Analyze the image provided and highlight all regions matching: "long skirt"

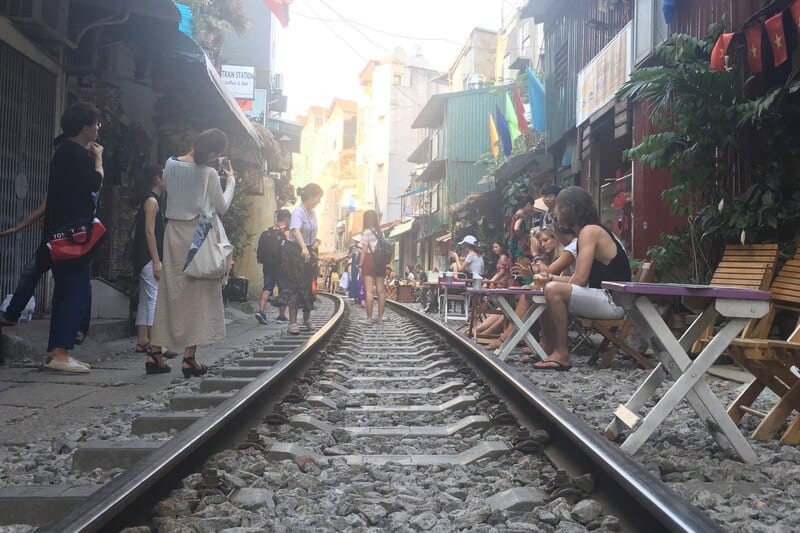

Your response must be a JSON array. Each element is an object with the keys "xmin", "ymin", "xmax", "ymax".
[
  {"xmin": 281, "ymin": 241, "xmax": 316, "ymax": 312},
  {"xmin": 151, "ymin": 218, "xmax": 225, "ymax": 348}
]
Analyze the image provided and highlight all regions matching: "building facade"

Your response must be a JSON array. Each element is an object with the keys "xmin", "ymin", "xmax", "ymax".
[{"xmin": 356, "ymin": 50, "xmax": 447, "ymax": 222}]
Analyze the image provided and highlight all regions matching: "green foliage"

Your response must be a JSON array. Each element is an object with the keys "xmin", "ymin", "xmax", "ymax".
[
  {"xmin": 220, "ymin": 183, "xmax": 253, "ymax": 262},
  {"xmin": 181, "ymin": 0, "xmax": 248, "ymax": 62},
  {"xmin": 619, "ymin": 22, "xmax": 800, "ymax": 279}
]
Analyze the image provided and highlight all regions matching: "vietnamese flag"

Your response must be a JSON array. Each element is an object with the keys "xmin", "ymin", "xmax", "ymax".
[
  {"xmin": 745, "ymin": 26, "xmax": 763, "ymax": 73},
  {"xmin": 512, "ymin": 86, "xmax": 529, "ymax": 133},
  {"xmin": 710, "ymin": 33, "xmax": 734, "ymax": 71},
  {"xmin": 236, "ymin": 98, "xmax": 253, "ymax": 112},
  {"xmin": 765, "ymin": 12, "xmax": 787, "ymax": 67},
  {"xmin": 262, "ymin": 0, "xmax": 291, "ymax": 28}
]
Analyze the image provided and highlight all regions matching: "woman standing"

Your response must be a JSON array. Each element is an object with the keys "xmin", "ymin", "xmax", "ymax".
[
  {"xmin": 283, "ymin": 184, "xmax": 323, "ymax": 335},
  {"xmin": 359, "ymin": 210, "xmax": 388, "ymax": 322},
  {"xmin": 130, "ymin": 165, "xmax": 169, "ymax": 373},
  {"xmin": 42, "ymin": 103, "xmax": 104, "ymax": 373},
  {"xmin": 149, "ymin": 129, "xmax": 236, "ymax": 378}
]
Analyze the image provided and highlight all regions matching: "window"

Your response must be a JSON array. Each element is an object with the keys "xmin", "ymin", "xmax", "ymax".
[
  {"xmin": 377, "ymin": 163, "xmax": 385, "ymax": 174},
  {"xmin": 430, "ymin": 184, "xmax": 440, "ymax": 213},
  {"xmin": 634, "ymin": 0, "xmax": 668, "ymax": 65},
  {"xmin": 392, "ymin": 73, "xmax": 403, "ymax": 86}
]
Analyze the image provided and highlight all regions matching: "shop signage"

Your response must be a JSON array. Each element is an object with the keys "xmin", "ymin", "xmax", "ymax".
[
  {"xmin": 576, "ymin": 22, "xmax": 632, "ymax": 124},
  {"xmin": 221, "ymin": 64, "xmax": 255, "ymax": 100}
]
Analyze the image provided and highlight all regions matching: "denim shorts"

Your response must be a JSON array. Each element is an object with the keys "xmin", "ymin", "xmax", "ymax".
[{"xmin": 263, "ymin": 270, "xmax": 284, "ymax": 294}]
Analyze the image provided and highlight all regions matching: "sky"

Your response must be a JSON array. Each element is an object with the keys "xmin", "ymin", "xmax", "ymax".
[{"xmin": 276, "ymin": 0, "xmax": 523, "ymax": 118}]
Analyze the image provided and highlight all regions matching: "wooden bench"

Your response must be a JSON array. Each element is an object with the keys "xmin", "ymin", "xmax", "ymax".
[
  {"xmin": 575, "ymin": 262, "xmax": 655, "ymax": 369},
  {"xmin": 726, "ymin": 258, "xmax": 800, "ymax": 444}
]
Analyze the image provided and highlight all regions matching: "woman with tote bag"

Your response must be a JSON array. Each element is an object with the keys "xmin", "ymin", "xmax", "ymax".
[{"xmin": 149, "ymin": 129, "xmax": 236, "ymax": 378}]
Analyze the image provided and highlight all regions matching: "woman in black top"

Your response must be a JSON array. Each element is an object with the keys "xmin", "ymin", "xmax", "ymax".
[
  {"xmin": 534, "ymin": 186, "xmax": 631, "ymax": 371},
  {"xmin": 42, "ymin": 103, "xmax": 104, "ymax": 374},
  {"xmin": 131, "ymin": 165, "xmax": 169, "ymax": 373}
]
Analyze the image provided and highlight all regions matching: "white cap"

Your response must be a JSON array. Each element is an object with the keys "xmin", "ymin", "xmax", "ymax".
[{"xmin": 458, "ymin": 235, "xmax": 477, "ymax": 246}]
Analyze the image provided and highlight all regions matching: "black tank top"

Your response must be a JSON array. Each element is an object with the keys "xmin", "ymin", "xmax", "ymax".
[
  {"xmin": 576, "ymin": 225, "xmax": 631, "ymax": 289},
  {"xmin": 133, "ymin": 193, "xmax": 166, "ymax": 273}
]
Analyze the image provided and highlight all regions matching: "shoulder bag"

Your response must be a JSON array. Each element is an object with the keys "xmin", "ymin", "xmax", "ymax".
[{"xmin": 182, "ymin": 168, "xmax": 234, "ymax": 280}]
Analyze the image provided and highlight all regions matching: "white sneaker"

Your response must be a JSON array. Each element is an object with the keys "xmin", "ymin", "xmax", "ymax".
[
  {"xmin": 42, "ymin": 358, "xmax": 90, "ymax": 373},
  {"xmin": 69, "ymin": 357, "xmax": 91, "ymax": 369}
]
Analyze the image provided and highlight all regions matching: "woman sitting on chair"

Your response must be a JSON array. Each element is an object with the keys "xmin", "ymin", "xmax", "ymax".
[{"xmin": 533, "ymin": 186, "xmax": 631, "ymax": 371}]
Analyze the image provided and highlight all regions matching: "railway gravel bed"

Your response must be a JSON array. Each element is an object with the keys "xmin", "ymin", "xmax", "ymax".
[
  {"xmin": 498, "ymin": 339, "xmax": 800, "ymax": 532},
  {"xmin": 0, "ymin": 300, "xmax": 333, "ymax": 492},
  {"xmin": 145, "ymin": 308, "xmax": 675, "ymax": 532}
]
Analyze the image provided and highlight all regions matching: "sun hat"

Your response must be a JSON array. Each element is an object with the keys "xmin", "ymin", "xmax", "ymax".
[{"xmin": 458, "ymin": 235, "xmax": 478, "ymax": 246}]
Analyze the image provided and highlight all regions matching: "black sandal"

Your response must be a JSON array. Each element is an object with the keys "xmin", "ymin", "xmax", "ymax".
[
  {"xmin": 182, "ymin": 357, "xmax": 208, "ymax": 378},
  {"xmin": 145, "ymin": 352, "xmax": 171, "ymax": 374}
]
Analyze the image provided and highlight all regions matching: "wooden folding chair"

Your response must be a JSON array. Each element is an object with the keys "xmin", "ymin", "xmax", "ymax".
[
  {"xmin": 577, "ymin": 262, "xmax": 655, "ymax": 369},
  {"xmin": 726, "ymin": 258, "xmax": 800, "ymax": 444},
  {"xmin": 689, "ymin": 244, "xmax": 780, "ymax": 353}
]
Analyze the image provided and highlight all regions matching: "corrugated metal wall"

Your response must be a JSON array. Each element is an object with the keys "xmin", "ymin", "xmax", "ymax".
[
  {"xmin": 579, "ymin": 0, "xmax": 633, "ymax": 67},
  {"xmin": 0, "ymin": 41, "xmax": 55, "ymax": 307},
  {"xmin": 543, "ymin": 4, "xmax": 583, "ymax": 147},
  {"xmin": 673, "ymin": 0, "xmax": 764, "ymax": 36},
  {"xmin": 444, "ymin": 88, "xmax": 507, "ymax": 205}
]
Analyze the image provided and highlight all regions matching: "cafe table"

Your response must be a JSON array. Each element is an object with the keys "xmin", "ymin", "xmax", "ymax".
[
  {"xmin": 602, "ymin": 281, "xmax": 771, "ymax": 463},
  {"xmin": 466, "ymin": 287, "xmax": 547, "ymax": 361}
]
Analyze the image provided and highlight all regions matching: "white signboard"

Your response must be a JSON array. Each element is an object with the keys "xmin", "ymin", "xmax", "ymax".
[
  {"xmin": 576, "ymin": 23, "xmax": 632, "ymax": 124},
  {"xmin": 221, "ymin": 65, "xmax": 255, "ymax": 100}
]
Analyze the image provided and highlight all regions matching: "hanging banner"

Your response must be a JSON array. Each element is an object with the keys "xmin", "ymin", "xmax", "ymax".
[
  {"xmin": 576, "ymin": 22, "xmax": 632, "ymax": 124},
  {"xmin": 220, "ymin": 65, "xmax": 255, "ymax": 100}
]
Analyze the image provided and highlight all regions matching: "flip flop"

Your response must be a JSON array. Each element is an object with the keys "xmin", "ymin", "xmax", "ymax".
[{"xmin": 533, "ymin": 360, "xmax": 572, "ymax": 371}]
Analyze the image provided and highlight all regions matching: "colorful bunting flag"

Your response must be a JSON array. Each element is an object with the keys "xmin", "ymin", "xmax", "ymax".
[
  {"xmin": 710, "ymin": 32, "xmax": 734, "ymax": 71},
  {"xmin": 765, "ymin": 13, "xmax": 787, "ymax": 67},
  {"xmin": 504, "ymin": 92, "xmax": 521, "ymax": 142},
  {"xmin": 494, "ymin": 106, "xmax": 512, "ymax": 157},
  {"xmin": 488, "ymin": 113, "xmax": 500, "ymax": 158},
  {"xmin": 745, "ymin": 26, "xmax": 763, "ymax": 73},
  {"xmin": 512, "ymin": 86, "xmax": 529, "ymax": 134},
  {"xmin": 525, "ymin": 68, "xmax": 546, "ymax": 132},
  {"xmin": 262, "ymin": 0, "xmax": 292, "ymax": 28}
]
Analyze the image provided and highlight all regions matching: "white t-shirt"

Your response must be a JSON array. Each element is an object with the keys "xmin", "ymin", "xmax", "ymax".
[
  {"xmin": 407, "ymin": 272, "xmax": 415, "ymax": 281},
  {"xmin": 563, "ymin": 237, "xmax": 578, "ymax": 275},
  {"xmin": 361, "ymin": 228, "xmax": 381, "ymax": 254}
]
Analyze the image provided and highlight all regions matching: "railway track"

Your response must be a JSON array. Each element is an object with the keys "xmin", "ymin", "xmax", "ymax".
[{"xmin": 5, "ymin": 293, "xmax": 720, "ymax": 532}]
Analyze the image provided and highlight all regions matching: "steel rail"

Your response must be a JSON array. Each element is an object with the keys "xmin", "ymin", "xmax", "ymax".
[
  {"xmin": 388, "ymin": 300, "xmax": 723, "ymax": 533},
  {"xmin": 41, "ymin": 294, "xmax": 345, "ymax": 533}
]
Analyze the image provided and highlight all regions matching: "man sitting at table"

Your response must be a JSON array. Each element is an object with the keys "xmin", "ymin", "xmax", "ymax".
[{"xmin": 534, "ymin": 186, "xmax": 631, "ymax": 371}]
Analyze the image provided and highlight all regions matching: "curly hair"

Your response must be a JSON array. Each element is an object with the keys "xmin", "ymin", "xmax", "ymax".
[{"xmin": 555, "ymin": 186, "xmax": 600, "ymax": 231}]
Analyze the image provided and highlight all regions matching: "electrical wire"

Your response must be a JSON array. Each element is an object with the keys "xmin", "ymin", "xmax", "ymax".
[
  {"xmin": 303, "ymin": 2, "xmax": 371, "ymax": 62},
  {"xmin": 315, "ymin": 0, "xmax": 391, "ymax": 53}
]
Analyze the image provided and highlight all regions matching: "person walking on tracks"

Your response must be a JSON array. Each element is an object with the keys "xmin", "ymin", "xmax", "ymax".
[
  {"xmin": 129, "ymin": 164, "xmax": 172, "ymax": 374},
  {"xmin": 283, "ymin": 184, "xmax": 322, "ymax": 335},
  {"xmin": 359, "ymin": 210, "xmax": 390, "ymax": 322},
  {"xmin": 148, "ymin": 129, "xmax": 236, "ymax": 378},
  {"xmin": 255, "ymin": 208, "xmax": 291, "ymax": 325}
]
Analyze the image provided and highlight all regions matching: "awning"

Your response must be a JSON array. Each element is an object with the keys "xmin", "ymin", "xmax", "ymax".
[
  {"xmin": 408, "ymin": 137, "xmax": 431, "ymax": 164},
  {"xmin": 389, "ymin": 220, "xmax": 415, "ymax": 238},
  {"xmin": 398, "ymin": 186, "xmax": 427, "ymax": 198},
  {"xmin": 419, "ymin": 159, "xmax": 446, "ymax": 182},
  {"xmin": 492, "ymin": 149, "xmax": 553, "ymax": 182},
  {"xmin": 411, "ymin": 93, "xmax": 449, "ymax": 129}
]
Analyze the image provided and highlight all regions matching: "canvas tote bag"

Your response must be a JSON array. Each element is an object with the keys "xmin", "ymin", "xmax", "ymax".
[{"xmin": 183, "ymin": 170, "xmax": 234, "ymax": 280}]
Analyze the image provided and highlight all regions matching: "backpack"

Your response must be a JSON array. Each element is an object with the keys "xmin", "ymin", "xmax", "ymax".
[
  {"xmin": 256, "ymin": 227, "xmax": 285, "ymax": 269},
  {"xmin": 369, "ymin": 228, "xmax": 392, "ymax": 267}
]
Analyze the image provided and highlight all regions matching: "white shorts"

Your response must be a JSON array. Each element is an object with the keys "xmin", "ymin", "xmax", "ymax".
[{"xmin": 568, "ymin": 285, "xmax": 625, "ymax": 320}]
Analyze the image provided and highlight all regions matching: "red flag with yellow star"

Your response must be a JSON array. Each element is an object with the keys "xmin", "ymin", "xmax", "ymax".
[
  {"xmin": 710, "ymin": 33, "xmax": 734, "ymax": 71},
  {"xmin": 765, "ymin": 13, "xmax": 787, "ymax": 67},
  {"xmin": 745, "ymin": 26, "xmax": 763, "ymax": 73}
]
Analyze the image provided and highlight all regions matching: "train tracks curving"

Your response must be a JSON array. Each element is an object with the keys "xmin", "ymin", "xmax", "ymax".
[{"xmin": 16, "ymin": 294, "xmax": 719, "ymax": 532}]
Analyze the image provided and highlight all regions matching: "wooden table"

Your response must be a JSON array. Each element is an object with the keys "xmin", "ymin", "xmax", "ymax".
[
  {"xmin": 602, "ymin": 282, "xmax": 771, "ymax": 463},
  {"xmin": 467, "ymin": 287, "xmax": 547, "ymax": 361}
]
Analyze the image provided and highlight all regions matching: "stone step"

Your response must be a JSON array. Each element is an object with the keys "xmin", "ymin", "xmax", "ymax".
[
  {"xmin": 0, "ymin": 484, "xmax": 102, "ymax": 526},
  {"xmin": 199, "ymin": 377, "xmax": 253, "ymax": 393},
  {"xmin": 170, "ymin": 393, "xmax": 233, "ymax": 411},
  {"xmin": 72, "ymin": 440, "xmax": 161, "ymax": 471},
  {"xmin": 223, "ymin": 366, "xmax": 271, "ymax": 378},
  {"xmin": 131, "ymin": 412, "xmax": 205, "ymax": 435}
]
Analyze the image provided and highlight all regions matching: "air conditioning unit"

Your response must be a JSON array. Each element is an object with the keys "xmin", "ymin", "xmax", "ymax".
[{"xmin": 3, "ymin": 0, "xmax": 69, "ymax": 41}]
